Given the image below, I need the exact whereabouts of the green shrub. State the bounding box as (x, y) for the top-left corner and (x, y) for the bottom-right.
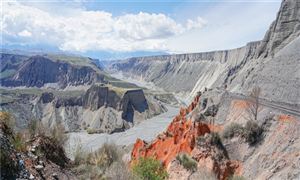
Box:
(50, 123), (68, 146)
(74, 142), (87, 165)
(86, 143), (120, 169)
(132, 157), (168, 180)
(242, 121), (263, 145)
(210, 132), (222, 147)
(28, 119), (38, 138)
(72, 143), (130, 179)
(0, 112), (15, 136)
(38, 135), (69, 167)
(223, 121), (263, 145)
(222, 123), (244, 139)
(229, 175), (247, 180)
(12, 132), (27, 152)
(176, 154), (197, 172)
(0, 150), (19, 179)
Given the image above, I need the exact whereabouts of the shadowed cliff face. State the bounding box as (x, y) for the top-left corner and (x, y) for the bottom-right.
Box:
(121, 90), (149, 123)
(1, 55), (105, 88)
(0, 84), (165, 133)
(83, 85), (149, 124)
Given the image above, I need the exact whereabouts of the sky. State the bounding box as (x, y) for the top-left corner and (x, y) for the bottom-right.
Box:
(1, 0), (281, 60)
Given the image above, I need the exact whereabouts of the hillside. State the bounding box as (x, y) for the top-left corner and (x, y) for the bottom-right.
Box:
(109, 0), (300, 105)
(0, 52), (169, 134)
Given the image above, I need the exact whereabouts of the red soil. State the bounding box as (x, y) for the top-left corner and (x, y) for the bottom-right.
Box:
(131, 95), (242, 179)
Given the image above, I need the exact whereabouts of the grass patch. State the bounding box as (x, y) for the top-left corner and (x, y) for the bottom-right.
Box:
(222, 123), (244, 139)
(12, 132), (27, 152)
(176, 154), (198, 172)
(223, 121), (263, 145)
(71, 142), (134, 179)
(229, 175), (247, 180)
(132, 157), (168, 180)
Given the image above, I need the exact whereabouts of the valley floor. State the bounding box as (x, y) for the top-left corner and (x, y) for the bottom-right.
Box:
(65, 104), (179, 158)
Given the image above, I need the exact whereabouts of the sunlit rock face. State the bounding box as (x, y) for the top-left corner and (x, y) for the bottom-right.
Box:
(131, 95), (242, 180)
(109, 0), (300, 105)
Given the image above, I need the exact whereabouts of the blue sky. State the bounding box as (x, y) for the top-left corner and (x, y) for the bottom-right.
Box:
(2, 0), (281, 59)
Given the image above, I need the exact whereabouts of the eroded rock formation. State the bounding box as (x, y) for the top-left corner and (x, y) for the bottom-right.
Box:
(131, 95), (241, 179)
(1, 56), (105, 88)
(109, 0), (300, 105)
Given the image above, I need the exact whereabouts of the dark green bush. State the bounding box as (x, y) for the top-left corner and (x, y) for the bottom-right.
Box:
(176, 154), (197, 172)
(12, 132), (27, 152)
(0, 150), (19, 180)
(242, 121), (263, 145)
(0, 112), (14, 136)
(222, 121), (263, 146)
(229, 175), (246, 180)
(222, 123), (244, 139)
(132, 157), (168, 180)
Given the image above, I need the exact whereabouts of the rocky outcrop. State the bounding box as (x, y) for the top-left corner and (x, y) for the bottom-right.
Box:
(131, 95), (241, 179)
(0, 115), (77, 179)
(1, 55), (105, 88)
(83, 85), (121, 110)
(0, 85), (166, 133)
(256, 0), (300, 58)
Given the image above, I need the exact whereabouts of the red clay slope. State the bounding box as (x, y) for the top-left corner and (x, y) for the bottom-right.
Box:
(131, 95), (208, 166)
(131, 95), (242, 179)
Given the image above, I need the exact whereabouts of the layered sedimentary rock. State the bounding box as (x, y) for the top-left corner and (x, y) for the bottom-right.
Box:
(256, 0), (300, 58)
(109, 0), (300, 105)
(110, 41), (259, 94)
(0, 85), (165, 133)
(1, 56), (105, 88)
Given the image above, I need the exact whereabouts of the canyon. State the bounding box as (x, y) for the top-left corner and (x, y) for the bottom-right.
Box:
(108, 0), (300, 105)
(1, 0), (300, 179)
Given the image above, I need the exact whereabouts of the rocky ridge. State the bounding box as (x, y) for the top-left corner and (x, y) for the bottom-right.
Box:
(0, 84), (166, 134)
(131, 95), (242, 180)
(1, 55), (105, 88)
(109, 0), (300, 105)
(131, 88), (300, 179)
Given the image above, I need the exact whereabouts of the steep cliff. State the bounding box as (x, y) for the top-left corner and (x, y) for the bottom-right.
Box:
(256, 0), (300, 58)
(1, 55), (105, 88)
(110, 41), (259, 94)
(109, 0), (300, 104)
(0, 85), (166, 134)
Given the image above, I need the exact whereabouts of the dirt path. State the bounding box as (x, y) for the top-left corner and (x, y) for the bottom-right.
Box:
(231, 93), (300, 117)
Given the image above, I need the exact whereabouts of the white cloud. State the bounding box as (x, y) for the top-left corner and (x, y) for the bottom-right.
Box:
(18, 30), (32, 37)
(2, 2), (205, 52)
(186, 17), (206, 30)
(115, 12), (184, 40)
(166, 2), (280, 53)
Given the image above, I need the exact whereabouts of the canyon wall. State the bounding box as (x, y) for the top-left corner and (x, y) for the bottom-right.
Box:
(109, 0), (300, 105)
(0, 85), (165, 133)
